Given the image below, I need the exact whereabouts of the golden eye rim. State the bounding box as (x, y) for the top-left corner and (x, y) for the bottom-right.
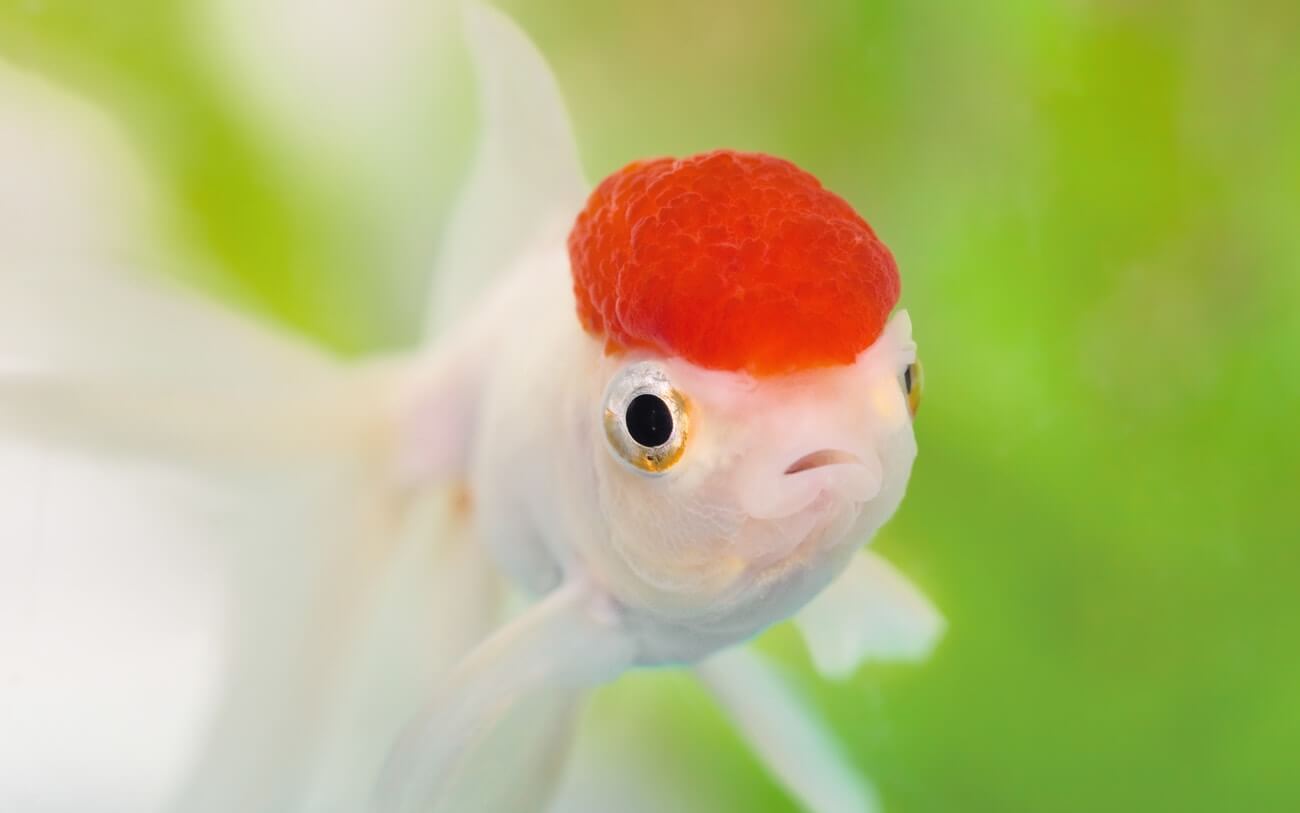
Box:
(904, 358), (924, 417)
(602, 362), (691, 476)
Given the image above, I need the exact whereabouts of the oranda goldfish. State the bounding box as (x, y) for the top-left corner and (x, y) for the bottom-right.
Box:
(0, 5), (941, 813)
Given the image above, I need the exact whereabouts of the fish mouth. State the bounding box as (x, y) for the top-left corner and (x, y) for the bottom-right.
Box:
(744, 456), (881, 521)
(784, 449), (862, 474)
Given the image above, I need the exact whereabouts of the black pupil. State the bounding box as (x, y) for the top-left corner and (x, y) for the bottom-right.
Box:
(903, 365), (913, 393)
(626, 393), (674, 448)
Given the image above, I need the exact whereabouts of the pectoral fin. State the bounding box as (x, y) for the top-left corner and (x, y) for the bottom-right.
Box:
(696, 646), (881, 813)
(796, 550), (945, 681)
(373, 579), (635, 813)
(436, 686), (584, 813)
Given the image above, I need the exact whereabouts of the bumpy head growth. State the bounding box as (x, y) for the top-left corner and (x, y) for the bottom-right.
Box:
(568, 149), (899, 376)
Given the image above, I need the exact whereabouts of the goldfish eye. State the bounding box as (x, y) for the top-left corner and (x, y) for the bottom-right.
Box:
(603, 362), (690, 475)
(902, 359), (923, 417)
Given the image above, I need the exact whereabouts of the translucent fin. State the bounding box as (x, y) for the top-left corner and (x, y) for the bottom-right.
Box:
(196, 0), (458, 182)
(245, 487), (505, 812)
(425, 2), (588, 334)
(374, 580), (634, 813)
(303, 490), (582, 813)
(0, 269), (404, 469)
(193, 0), (461, 209)
(0, 56), (153, 281)
(796, 550), (945, 681)
(0, 58), (411, 811)
(696, 647), (882, 813)
(546, 703), (691, 813)
(437, 687), (584, 813)
(0, 435), (227, 810)
(0, 57), (395, 466)
(0, 408), (407, 811)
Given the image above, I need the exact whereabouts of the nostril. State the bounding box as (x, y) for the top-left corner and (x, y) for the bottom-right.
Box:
(784, 449), (861, 475)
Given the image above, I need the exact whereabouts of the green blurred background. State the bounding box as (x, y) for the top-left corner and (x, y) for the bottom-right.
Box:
(2, 1), (1298, 810)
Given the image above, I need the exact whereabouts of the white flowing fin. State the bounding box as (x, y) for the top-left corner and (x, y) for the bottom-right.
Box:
(269, 483), (506, 806)
(303, 489), (584, 813)
(0, 268), (404, 466)
(0, 403), (406, 812)
(425, 1), (588, 335)
(198, 0), (457, 149)
(696, 646), (881, 813)
(297, 486), (507, 811)
(0, 59), (409, 812)
(194, 0), (466, 340)
(0, 435), (229, 811)
(194, 0), (458, 194)
(546, 694), (695, 813)
(0, 57), (401, 465)
(392, 2), (590, 482)
(374, 579), (635, 813)
(796, 549), (946, 681)
(0, 56), (151, 270)
(436, 687), (585, 813)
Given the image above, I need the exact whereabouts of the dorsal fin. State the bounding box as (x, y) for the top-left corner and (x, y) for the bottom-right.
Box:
(425, 3), (588, 336)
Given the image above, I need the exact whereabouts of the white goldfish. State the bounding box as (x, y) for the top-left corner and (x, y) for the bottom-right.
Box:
(0, 5), (941, 813)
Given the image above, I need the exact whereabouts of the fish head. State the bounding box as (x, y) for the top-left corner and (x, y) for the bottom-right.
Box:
(564, 150), (923, 659)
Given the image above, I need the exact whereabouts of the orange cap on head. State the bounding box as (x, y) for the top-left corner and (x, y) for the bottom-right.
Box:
(568, 149), (899, 377)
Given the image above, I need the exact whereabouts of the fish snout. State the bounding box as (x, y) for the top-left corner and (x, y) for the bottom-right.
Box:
(739, 446), (883, 520)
